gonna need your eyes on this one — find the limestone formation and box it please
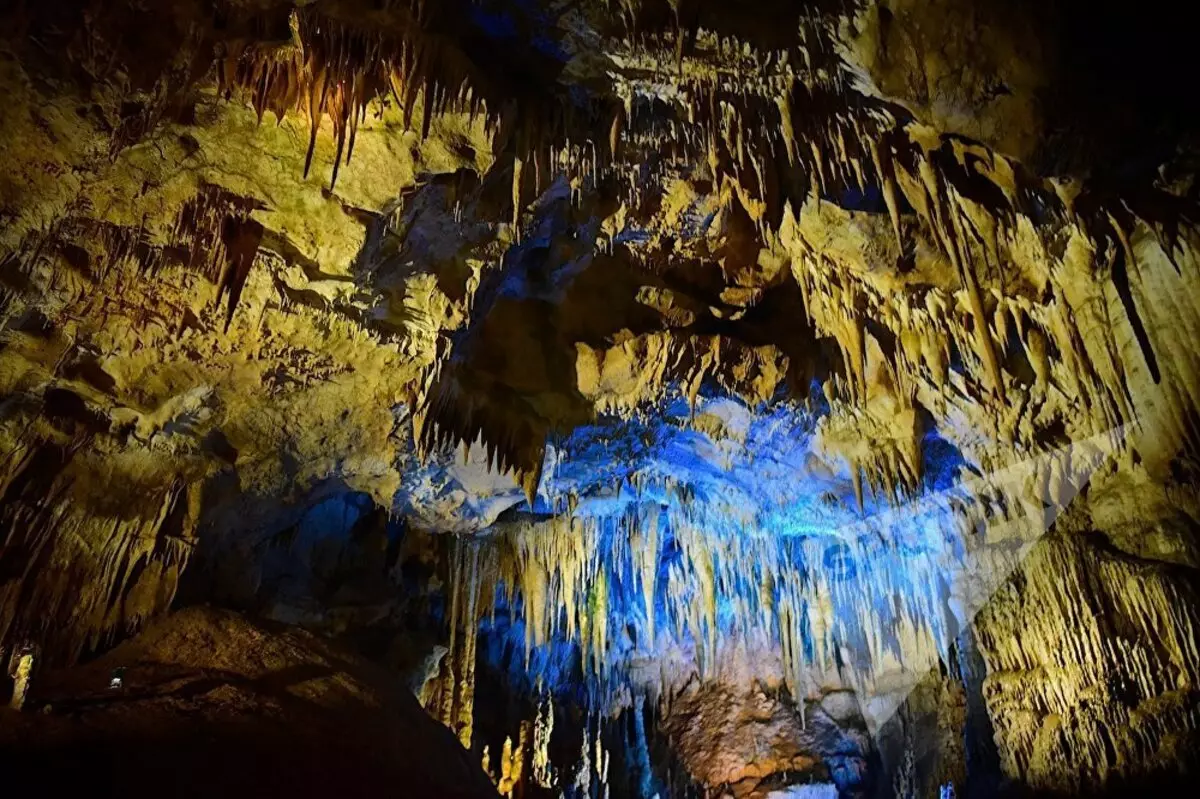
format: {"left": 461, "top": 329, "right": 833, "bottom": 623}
{"left": 2, "top": 1, "right": 1199, "bottom": 797}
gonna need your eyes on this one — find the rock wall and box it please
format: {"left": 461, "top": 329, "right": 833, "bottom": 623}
{"left": 976, "top": 529, "right": 1200, "bottom": 792}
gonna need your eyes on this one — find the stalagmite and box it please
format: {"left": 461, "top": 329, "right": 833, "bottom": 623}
{"left": 8, "top": 647, "right": 34, "bottom": 711}
{"left": 532, "top": 694, "right": 555, "bottom": 789}
{"left": 512, "top": 155, "right": 525, "bottom": 239}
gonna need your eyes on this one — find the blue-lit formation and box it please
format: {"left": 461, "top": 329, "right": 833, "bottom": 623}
{"left": 279, "top": 378, "right": 1094, "bottom": 795}
{"left": 410, "top": 384, "right": 990, "bottom": 720}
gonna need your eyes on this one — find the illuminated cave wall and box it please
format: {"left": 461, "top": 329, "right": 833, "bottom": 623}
{"left": 399, "top": 382, "right": 1171, "bottom": 798}
{"left": 3, "top": 1, "right": 1200, "bottom": 798}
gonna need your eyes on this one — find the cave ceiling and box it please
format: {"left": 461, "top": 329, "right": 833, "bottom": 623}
{"left": 3, "top": 0, "right": 1200, "bottom": 795}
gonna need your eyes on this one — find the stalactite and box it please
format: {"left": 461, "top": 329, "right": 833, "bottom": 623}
{"left": 409, "top": 415, "right": 1140, "bottom": 787}
{"left": 974, "top": 532, "right": 1200, "bottom": 791}
{"left": 1, "top": 443, "right": 199, "bottom": 666}
{"left": 511, "top": 155, "right": 525, "bottom": 239}
{"left": 532, "top": 693, "right": 555, "bottom": 789}
{"left": 215, "top": 4, "right": 614, "bottom": 194}
{"left": 10, "top": 4, "right": 1200, "bottom": 793}
{"left": 215, "top": 215, "right": 265, "bottom": 332}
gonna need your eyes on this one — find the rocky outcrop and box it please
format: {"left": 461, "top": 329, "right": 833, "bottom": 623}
{"left": 663, "top": 685, "right": 870, "bottom": 798}
{"left": 0, "top": 606, "right": 499, "bottom": 799}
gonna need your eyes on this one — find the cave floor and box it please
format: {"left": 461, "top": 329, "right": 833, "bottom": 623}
{"left": 0, "top": 607, "right": 498, "bottom": 799}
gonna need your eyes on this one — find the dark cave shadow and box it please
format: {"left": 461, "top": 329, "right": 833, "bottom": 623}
{"left": 0, "top": 720, "right": 496, "bottom": 799}
{"left": 0, "top": 653, "right": 499, "bottom": 799}
{"left": 1002, "top": 771, "right": 1199, "bottom": 799}
{"left": 42, "top": 661, "right": 339, "bottom": 713}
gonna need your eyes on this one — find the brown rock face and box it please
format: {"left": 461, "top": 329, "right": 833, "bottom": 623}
{"left": 841, "top": 0, "right": 1051, "bottom": 163}
{"left": 664, "top": 685, "right": 870, "bottom": 797}
{"left": 0, "top": 606, "right": 500, "bottom": 799}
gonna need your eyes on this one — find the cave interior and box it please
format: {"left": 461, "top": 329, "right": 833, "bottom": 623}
{"left": 2, "top": 1, "right": 1200, "bottom": 797}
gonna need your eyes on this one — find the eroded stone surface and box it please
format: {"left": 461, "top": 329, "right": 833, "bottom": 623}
{"left": 3, "top": 1, "right": 1200, "bottom": 796}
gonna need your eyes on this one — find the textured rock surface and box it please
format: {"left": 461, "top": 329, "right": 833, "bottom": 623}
{"left": 976, "top": 529, "right": 1200, "bottom": 792}
{"left": 663, "top": 684, "right": 870, "bottom": 797}
{"left": 0, "top": 606, "right": 500, "bottom": 799}
{"left": 3, "top": 1, "right": 1200, "bottom": 796}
